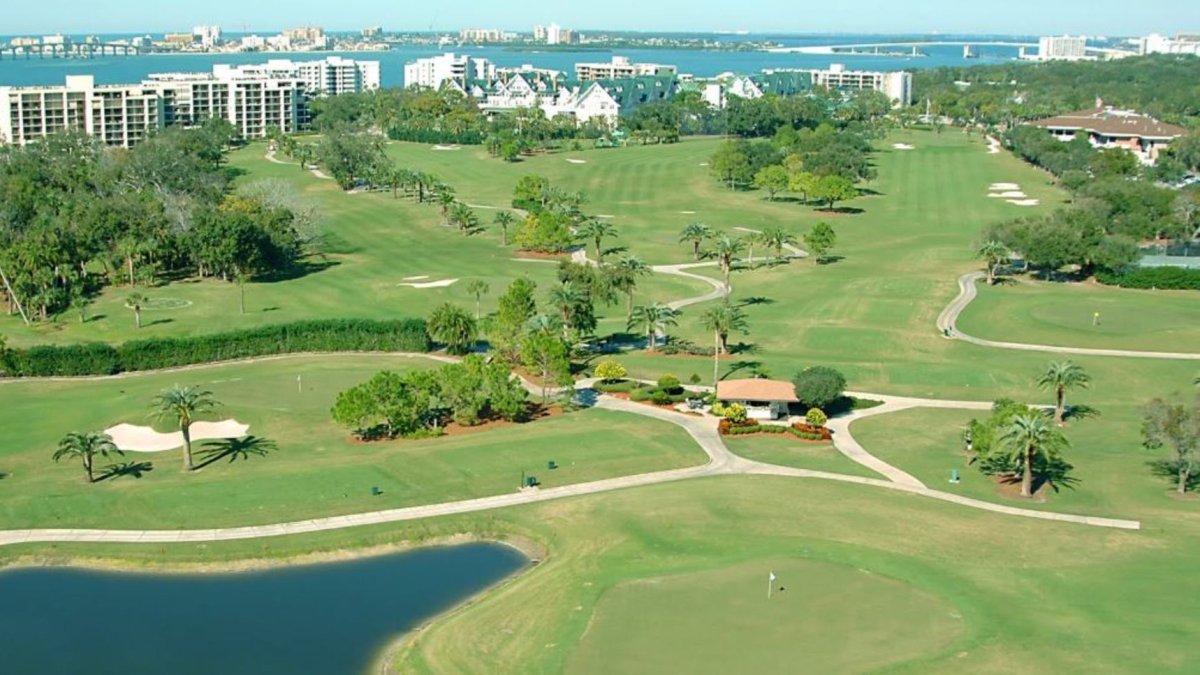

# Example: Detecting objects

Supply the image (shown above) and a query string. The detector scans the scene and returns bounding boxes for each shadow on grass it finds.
[1147,459,1200,492]
[97,461,155,481]
[258,259,340,283]
[196,435,276,469]
[144,318,175,328]
[816,206,865,215]
[738,296,775,307]
[816,255,845,265]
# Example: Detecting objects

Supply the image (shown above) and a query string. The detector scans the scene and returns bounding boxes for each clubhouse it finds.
[1027,103,1187,165]
[716,379,799,421]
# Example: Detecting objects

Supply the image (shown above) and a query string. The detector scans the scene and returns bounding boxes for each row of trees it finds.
[0,125,317,324]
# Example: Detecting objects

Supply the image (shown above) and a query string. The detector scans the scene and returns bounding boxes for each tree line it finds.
[0,122,315,324]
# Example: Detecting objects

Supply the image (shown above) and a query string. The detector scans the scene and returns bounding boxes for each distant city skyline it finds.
[2,0,1194,37]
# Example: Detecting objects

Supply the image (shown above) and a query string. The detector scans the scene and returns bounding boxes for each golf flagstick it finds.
[768,571,776,599]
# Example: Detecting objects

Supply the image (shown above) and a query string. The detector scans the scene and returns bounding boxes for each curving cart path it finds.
[938,272,1200,361]
[0,388,1139,550]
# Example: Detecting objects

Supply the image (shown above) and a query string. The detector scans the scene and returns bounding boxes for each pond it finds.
[0,542,528,674]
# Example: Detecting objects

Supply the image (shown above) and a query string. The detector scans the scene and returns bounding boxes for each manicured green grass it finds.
[958,278,1200,351]
[565,557,961,675]
[0,356,705,529]
[725,435,884,479]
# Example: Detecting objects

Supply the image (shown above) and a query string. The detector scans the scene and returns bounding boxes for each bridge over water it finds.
[0,42,142,60]
[768,41,1133,57]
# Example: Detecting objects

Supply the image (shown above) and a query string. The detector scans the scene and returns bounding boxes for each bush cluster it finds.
[1096,266,1200,290]
[717,419,833,441]
[4,319,430,377]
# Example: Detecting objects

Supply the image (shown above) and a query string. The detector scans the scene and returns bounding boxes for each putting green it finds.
[566,558,962,674]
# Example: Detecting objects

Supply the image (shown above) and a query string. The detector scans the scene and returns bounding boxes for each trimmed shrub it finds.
[790,423,833,441]
[805,408,829,428]
[650,390,673,405]
[657,374,682,394]
[594,359,627,382]
[1096,266,1200,290]
[593,380,643,394]
[722,402,748,423]
[6,318,430,377]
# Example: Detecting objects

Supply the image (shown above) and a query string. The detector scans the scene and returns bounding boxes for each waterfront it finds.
[0,34,1025,87]
[0,542,528,674]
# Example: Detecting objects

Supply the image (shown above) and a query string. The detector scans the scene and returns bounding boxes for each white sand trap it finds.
[399,279,459,289]
[699,162,709,166]
[680,210,697,215]
[596,214,615,219]
[432,145,460,151]
[105,420,250,453]
[986,137,1002,155]
[402,275,430,281]
[989,183,1020,191]
[1007,199,1040,206]
[893,143,915,150]
[566,158,587,164]
[988,191,1028,198]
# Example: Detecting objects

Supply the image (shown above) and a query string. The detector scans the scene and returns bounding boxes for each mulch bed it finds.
[441,404,564,437]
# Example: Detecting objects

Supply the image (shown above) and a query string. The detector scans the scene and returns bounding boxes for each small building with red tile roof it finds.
[716,379,798,420]
[1026,104,1187,165]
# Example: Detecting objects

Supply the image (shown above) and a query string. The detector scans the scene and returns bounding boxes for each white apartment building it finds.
[808,64,912,107]
[1137,33,1200,55]
[459,28,503,43]
[404,53,495,89]
[575,56,678,81]
[1038,35,1088,61]
[0,57,378,148]
[192,25,222,49]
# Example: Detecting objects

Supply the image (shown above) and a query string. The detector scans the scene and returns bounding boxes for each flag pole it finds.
[767,572,773,600]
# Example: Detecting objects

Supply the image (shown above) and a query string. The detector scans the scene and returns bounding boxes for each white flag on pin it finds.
[768,571,777,599]
[769,572,776,583]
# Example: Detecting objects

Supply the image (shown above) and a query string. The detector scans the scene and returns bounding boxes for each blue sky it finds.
[6,0,1194,36]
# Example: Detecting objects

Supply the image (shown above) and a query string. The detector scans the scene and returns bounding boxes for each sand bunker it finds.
[105,420,250,453]
[680,210,697,215]
[1007,199,1040,206]
[987,137,1002,155]
[596,214,615,219]
[988,191,1028,198]
[432,145,460,151]
[893,143,915,150]
[399,279,459,289]
[699,162,709,167]
[566,158,587,164]
[402,275,430,281]
[989,183,1020,191]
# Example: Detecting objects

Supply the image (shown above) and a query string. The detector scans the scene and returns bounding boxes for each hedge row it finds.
[3,319,430,377]
[1096,266,1200,290]
[386,128,485,145]
[718,419,832,441]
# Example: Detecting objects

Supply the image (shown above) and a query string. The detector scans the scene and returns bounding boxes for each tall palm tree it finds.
[427,303,478,355]
[628,303,680,352]
[706,234,745,295]
[127,292,147,329]
[977,240,1010,286]
[679,222,712,261]
[1000,413,1070,497]
[151,385,218,472]
[700,302,750,387]
[54,431,122,483]
[494,211,516,246]
[466,279,490,320]
[611,255,651,320]
[548,285,583,340]
[1037,361,1090,425]
[437,191,457,225]
[758,226,798,260]
[576,219,618,262]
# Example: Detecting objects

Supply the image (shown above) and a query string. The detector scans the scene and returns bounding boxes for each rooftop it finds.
[716,379,799,403]
[1028,107,1187,140]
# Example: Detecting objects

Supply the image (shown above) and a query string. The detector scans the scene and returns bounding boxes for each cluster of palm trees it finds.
[53,385,220,483]
[678,223,799,290]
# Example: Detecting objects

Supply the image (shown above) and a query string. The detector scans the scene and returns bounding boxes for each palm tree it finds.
[1000,413,1069,497]
[1037,361,1090,425]
[53,431,122,483]
[548,285,583,340]
[611,255,651,320]
[427,303,478,355]
[494,211,516,246]
[576,219,618,262]
[977,240,1010,286]
[127,292,147,329]
[706,234,745,294]
[679,222,712,261]
[466,279,490,320]
[700,302,749,387]
[151,385,218,472]
[628,303,680,351]
[758,226,798,260]
[449,202,480,234]
[437,191,457,225]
